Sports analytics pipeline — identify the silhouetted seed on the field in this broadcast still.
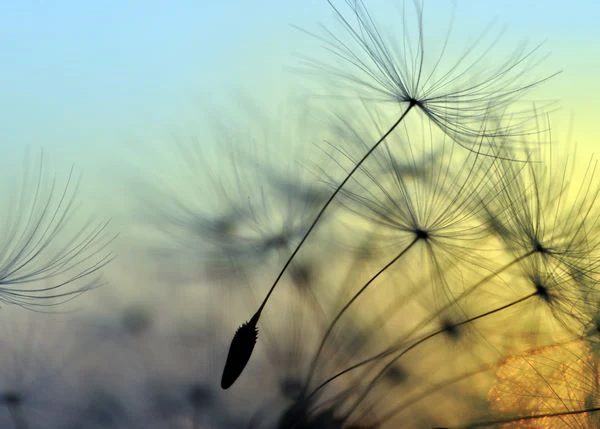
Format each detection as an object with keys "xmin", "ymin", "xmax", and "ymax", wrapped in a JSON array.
[
  {"xmin": 289, "ymin": 264, "xmax": 313, "ymax": 289},
  {"xmin": 221, "ymin": 312, "xmax": 260, "ymax": 389},
  {"xmin": 414, "ymin": 228, "xmax": 429, "ymax": 241},
  {"xmin": 441, "ymin": 319, "xmax": 460, "ymax": 340},
  {"xmin": 207, "ymin": 215, "xmax": 238, "ymax": 238},
  {"xmin": 534, "ymin": 281, "xmax": 551, "ymax": 303},
  {"xmin": 262, "ymin": 233, "xmax": 289, "ymax": 252},
  {"xmin": 385, "ymin": 365, "xmax": 408, "ymax": 384}
]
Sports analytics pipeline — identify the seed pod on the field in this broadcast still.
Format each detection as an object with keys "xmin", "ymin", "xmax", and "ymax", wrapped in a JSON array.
[{"xmin": 221, "ymin": 312, "xmax": 259, "ymax": 389}]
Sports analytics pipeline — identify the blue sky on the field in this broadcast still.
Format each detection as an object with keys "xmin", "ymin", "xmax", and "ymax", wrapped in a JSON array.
[{"xmin": 0, "ymin": 1, "xmax": 598, "ymax": 166}]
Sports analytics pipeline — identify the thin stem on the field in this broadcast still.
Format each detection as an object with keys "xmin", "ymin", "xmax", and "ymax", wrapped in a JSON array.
[
  {"xmin": 220, "ymin": 103, "xmax": 417, "ymax": 390},
  {"xmin": 344, "ymin": 292, "xmax": 537, "ymax": 422},
  {"xmin": 308, "ymin": 250, "xmax": 535, "ymax": 397},
  {"xmin": 303, "ymin": 236, "xmax": 420, "ymax": 393},
  {"xmin": 254, "ymin": 101, "xmax": 416, "ymax": 319}
]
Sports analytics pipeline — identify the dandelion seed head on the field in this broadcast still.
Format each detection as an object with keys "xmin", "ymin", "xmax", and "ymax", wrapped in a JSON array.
[
  {"xmin": 299, "ymin": 0, "xmax": 557, "ymax": 149},
  {"xmin": 533, "ymin": 279, "xmax": 551, "ymax": 303},
  {"xmin": 0, "ymin": 151, "xmax": 114, "ymax": 308},
  {"xmin": 489, "ymin": 340, "xmax": 600, "ymax": 428},
  {"xmin": 440, "ymin": 318, "xmax": 460, "ymax": 340}
]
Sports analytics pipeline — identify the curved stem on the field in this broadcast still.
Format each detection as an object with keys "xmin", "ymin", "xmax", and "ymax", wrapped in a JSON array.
[
  {"xmin": 308, "ymin": 250, "xmax": 535, "ymax": 397},
  {"xmin": 303, "ymin": 236, "xmax": 420, "ymax": 393},
  {"xmin": 254, "ymin": 101, "xmax": 417, "ymax": 319},
  {"xmin": 344, "ymin": 292, "xmax": 537, "ymax": 422}
]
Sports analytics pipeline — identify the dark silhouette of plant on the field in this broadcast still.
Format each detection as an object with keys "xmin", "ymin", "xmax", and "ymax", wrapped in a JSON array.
[{"xmin": 220, "ymin": 0, "xmax": 560, "ymax": 391}]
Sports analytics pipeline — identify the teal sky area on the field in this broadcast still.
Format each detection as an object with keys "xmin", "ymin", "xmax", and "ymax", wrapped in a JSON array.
[{"xmin": 0, "ymin": 1, "xmax": 598, "ymax": 172}]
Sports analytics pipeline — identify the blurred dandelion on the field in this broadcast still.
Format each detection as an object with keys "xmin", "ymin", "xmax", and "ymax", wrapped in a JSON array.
[
  {"xmin": 221, "ymin": 0, "xmax": 560, "ymax": 391},
  {"xmin": 139, "ymin": 100, "xmax": 334, "ymax": 285},
  {"xmin": 0, "ymin": 152, "xmax": 114, "ymax": 308},
  {"xmin": 298, "ymin": 0, "xmax": 558, "ymax": 148}
]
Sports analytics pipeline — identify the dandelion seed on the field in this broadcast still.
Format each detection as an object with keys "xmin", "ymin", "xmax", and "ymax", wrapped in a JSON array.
[
  {"xmin": 299, "ymin": 0, "xmax": 558, "ymax": 149},
  {"xmin": 483, "ymin": 131, "xmax": 600, "ymax": 280},
  {"xmin": 120, "ymin": 305, "xmax": 152, "ymax": 338},
  {"xmin": 141, "ymin": 100, "xmax": 331, "ymax": 285},
  {"xmin": 299, "ymin": 111, "xmax": 503, "ymax": 392}
]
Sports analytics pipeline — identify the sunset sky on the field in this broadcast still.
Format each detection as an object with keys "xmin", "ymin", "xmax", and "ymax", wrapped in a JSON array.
[{"xmin": 0, "ymin": 3, "xmax": 598, "ymax": 426}]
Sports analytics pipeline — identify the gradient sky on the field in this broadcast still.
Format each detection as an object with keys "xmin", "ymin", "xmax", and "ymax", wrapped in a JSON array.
[{"xmin": 0, "ymin": 1, "xmax": 598, "ymax": 176}]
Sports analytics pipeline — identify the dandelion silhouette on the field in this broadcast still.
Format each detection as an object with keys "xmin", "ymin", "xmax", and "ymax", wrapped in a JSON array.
[{"xmin": 221, "ymin": 0, "xmax": 559, "ymax": 390}]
